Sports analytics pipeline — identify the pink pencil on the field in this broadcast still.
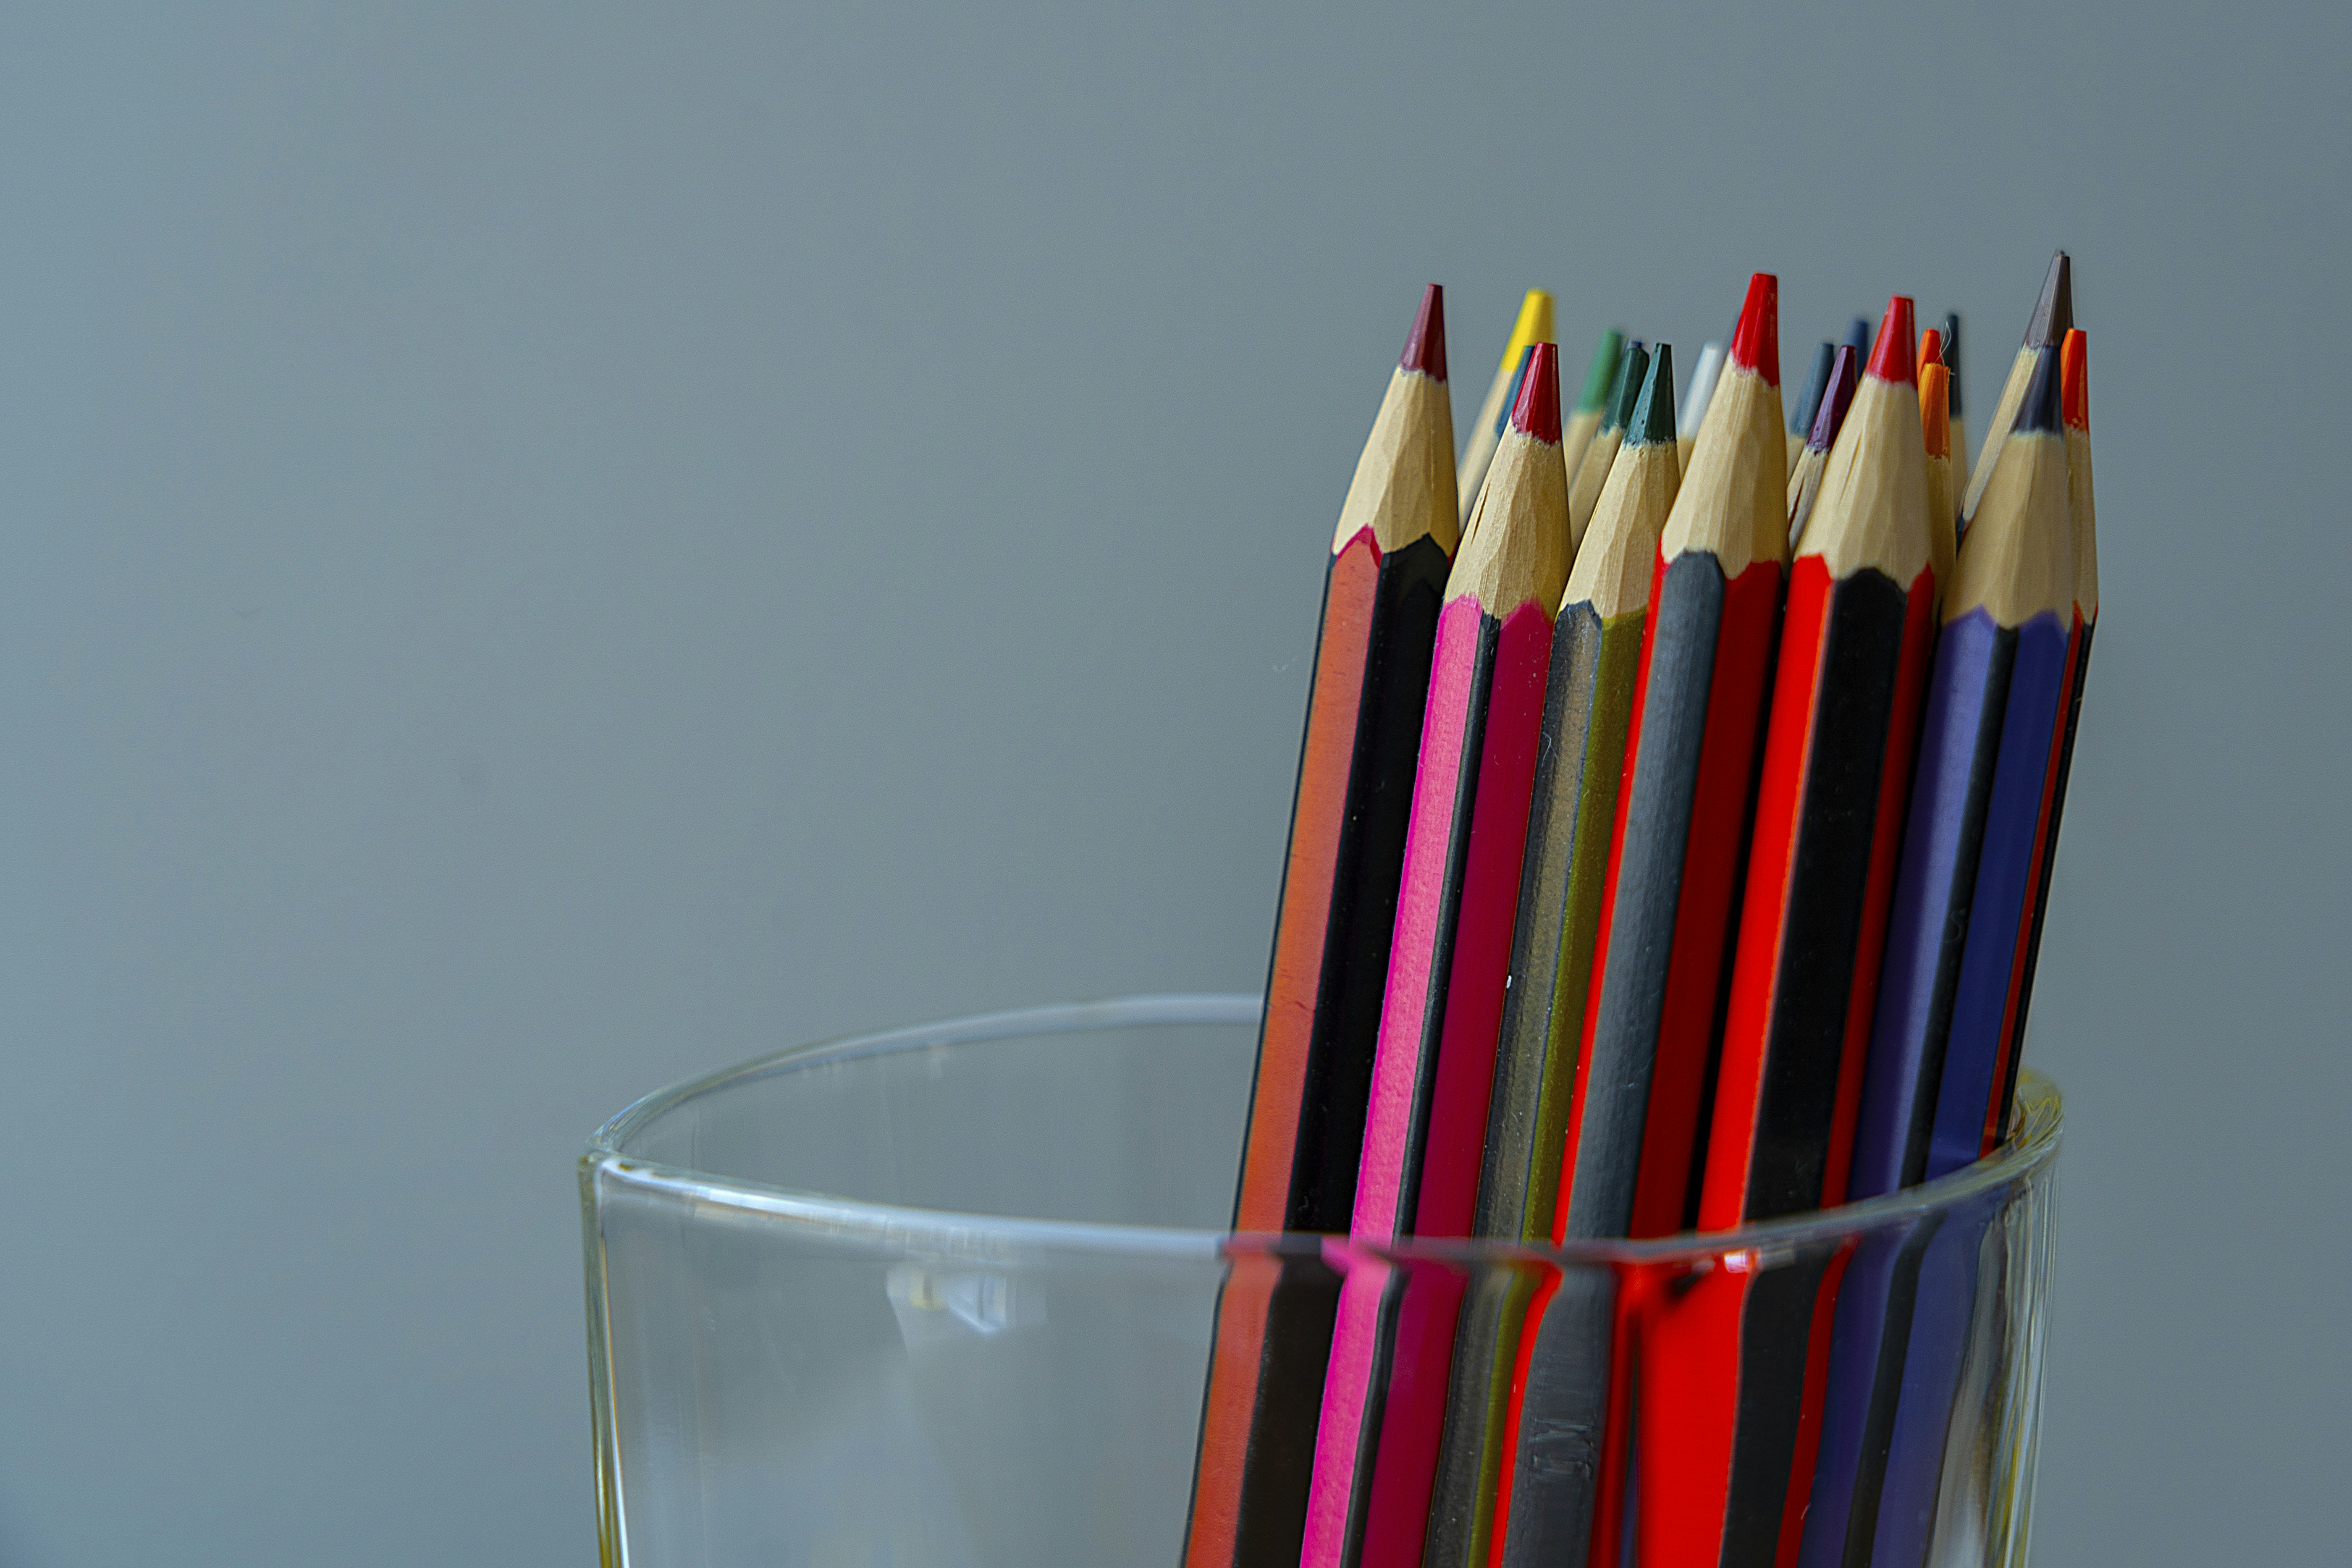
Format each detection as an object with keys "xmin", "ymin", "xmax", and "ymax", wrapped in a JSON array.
[{"xmin": 1302, "ymin": 343, "xmax": 1571, "ymax": 1568}]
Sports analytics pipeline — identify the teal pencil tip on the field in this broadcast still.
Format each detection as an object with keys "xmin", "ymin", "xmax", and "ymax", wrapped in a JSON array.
[{"xmin": 1626, "ymin": 343, "xmax": 1676, "ymax": 447}]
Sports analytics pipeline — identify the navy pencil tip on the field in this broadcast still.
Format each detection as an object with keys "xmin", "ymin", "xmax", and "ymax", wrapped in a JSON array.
[{"xmin": 2014, "ymin": 342, "xmax": 2064, "ymax": 435}]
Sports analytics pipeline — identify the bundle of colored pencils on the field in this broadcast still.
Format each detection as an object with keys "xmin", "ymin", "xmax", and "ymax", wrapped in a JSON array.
[{"xmin": 1187, "ymin": 253, "xmax": 2095, "ymax": 1568}]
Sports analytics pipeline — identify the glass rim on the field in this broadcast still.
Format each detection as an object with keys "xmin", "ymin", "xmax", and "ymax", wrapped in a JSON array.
[{"xmin": 583, "ymin": 992, "xmax": 2061, "ymax": 1266}]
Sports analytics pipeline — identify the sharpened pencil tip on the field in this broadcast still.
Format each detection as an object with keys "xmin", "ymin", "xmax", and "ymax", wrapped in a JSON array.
[
  {"xmin": 2014, "ymin": 343, "xmax": 2064, "ymax": 435},
  {"xmin": 1678, "ymin": 341, "xmax": 1724, "ymax": 438},
  {"xmin": 1628, "ymin": 343, "xmax": 1676, "ymax": 447},
  {"xmin": 1493, "ymin": 343, "xmax": 1536, "ymax": 438},
  {"xmin": 1919, "ymin": 327, "xmax": 1944, "ymax": 372},
  {"xmin": 2027, "ymin": 252, "xmax": 2072, "ymax": 347},
  {"xmin": 1791, "ymin": 343, "xmax": 1835, "ymax": 436},
  {"xmin": 1605, "ymin": 341, "xmax": 1647, "ymax": 433},
  {"xmin": 1731, "ymin": 273, "xmax": 1780, "ymax": 385},
  {"xmin": 2061, "ymin": 329, "xmax": 2089, "ymax": 432},
  {"xmin": 1511, "ymin": 341, "xmax": 1563, "ymax": 444},
  {"xmin": 1868, "ymin": 297, "xmax": 1917, "ymax": 385},
  {"xmin": 1921, "ymin": 363, "xmax": 1951, "ymax": 459},
  {"xmin": 1575, "ymin": 330, "xmax": 1626, "ymax": 414},
  {"xmin": 1844, "ymin": 317, "xmax": 1872, "ymax": 361},
  {"xmin": 1401, "ymin": 284, "xmax": 1447, "ymax": 380},
  {"xmin": 1809, "ymin": 346, "xmax": 1860, "ymax": 452}
]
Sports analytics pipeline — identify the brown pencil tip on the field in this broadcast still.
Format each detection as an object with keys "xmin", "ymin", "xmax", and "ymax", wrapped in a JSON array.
[
  {"xmin": 1401, "ymin": 284, "xmax": 1447, "ymax": 381},
  {"xmin": 1867, "ymin": 296, "xmax": 1917, "ymax": 385},
  {"xmin": 2026, "ymin": 252, "xmax": 2071, "ymax": 347}
]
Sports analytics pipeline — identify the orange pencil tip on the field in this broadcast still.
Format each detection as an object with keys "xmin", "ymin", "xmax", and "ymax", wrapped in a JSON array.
[{"xmin": 1920, "ymin": 363, "xmax": 1951, "ymax": 458}]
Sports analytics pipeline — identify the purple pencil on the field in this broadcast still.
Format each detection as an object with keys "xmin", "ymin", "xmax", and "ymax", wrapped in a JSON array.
[{"xmin": 1799, "ymin": 344, "xmax": 2073, "ymax": 1568}]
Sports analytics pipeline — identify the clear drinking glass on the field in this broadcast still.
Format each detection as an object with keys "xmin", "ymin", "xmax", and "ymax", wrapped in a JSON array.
[{"xmin": 581, "ymin": 994, "xmax": 2058, "ymax": 1568}]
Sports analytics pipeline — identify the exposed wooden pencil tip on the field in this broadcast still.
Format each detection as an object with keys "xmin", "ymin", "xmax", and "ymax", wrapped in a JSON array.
[
  {"xmin": 1809, "ymin": 346, "xmax": 1860, "ymax": 451},
  {"xmin": 2014, "ymin": 343, "xmax": 2064, "ymax": 436},
  {"xmin": 1511, "ymin": 341, "xmax": 1563, "ymax": 443},
  {"xmin": 2027, "ymin": 252, "xmax": 2072, "ymax": 347},
  {"xmin": 1731, "ymin": 273, "xmax": 1780, "ymax": 385},
  {"xmin": 1628, "ymin": 343, "xmax": 1676, "ymax": 446},
  {"xmin": 1401, "ymin": 284, "xmax": 1447, "ymax": 380},
  {"xmin": 1921, "ymin": 363, "xmax": 1951, "ymax": 459},
  {"xmin": 2060, "ymin": 329, "xmax": 2089, "ymax": 432},
  {"xmin": 1868, "ymin": 296, "xmax": 1917, "ymax": 385}
]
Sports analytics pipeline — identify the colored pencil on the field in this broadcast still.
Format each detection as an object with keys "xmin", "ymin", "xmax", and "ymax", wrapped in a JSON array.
[
  {"xmin": 1460, "ymin": 292, "xmax": 1555, "ymax": 524},
  {"xmin": 1490, "ymin": 275, "xmax": 1789, "ymax": 1568},
  {"xmin": 1567, "ymin": 340, "xmax": 1650, "ymax": 556},
  {"xmin": 1678, "ymin": 340, "xmax": 1726, "ymax": 474},
  {"xmin": 1301, "ymin": 344, "xmax": 1571, "ymax": 1568},
  {"xmin": 1787, "ymin": 341, "xmax": 1835, "ymax": 473},
  {"xmin": 1919, "ymin": 346, "xmax": 1957, "ymax": 593},
  {"xmin": 1183, "ymin": 286, "xmax": 1460, "ymax": 1568},
  {"xmin": 1784, "ymin": 344, "xmax": 1861, "ymax": 550},
  {"xmin": 1961, "ymin": 253, "xmax": 2070, "ymax": 529},
  {"xmin": 1841, "ymin": 316, "xmax": 1872, "ymax": 362},
  {"xmin": 1639, "ymin": 298, "xmax": 1938, "ymax": 1568},
  {"xmin": 1797, "ymin": 348, "xmax": 2073, "ymax": 1568},
  {"xmin": 2000, "ymin": 327, "xmax": 2098, "ymax": 1118},
  {"xmin": 1567, "ymin": 269, "xmax": 1788, "ymax": 1243},
  {"xmin": 1421, "ymin": 346, "xmax": 1681, "ymax": 1568},
  {"xmin": 1562, "ymin": 329, "xmax": 1628, "ymax": 498},
  {"xmin": 1942, "ymin": 312, "xmax": 1969, "ymax": 514}
]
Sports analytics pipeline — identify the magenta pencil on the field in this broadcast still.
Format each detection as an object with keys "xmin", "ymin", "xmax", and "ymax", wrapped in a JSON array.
[{"xmin": 1301, "ymin": 344, "xmax": 1571, "ymax": 1568}]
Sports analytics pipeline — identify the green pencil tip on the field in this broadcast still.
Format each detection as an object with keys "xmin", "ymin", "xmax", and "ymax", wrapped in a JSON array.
[
  {"xmin": 1626, "ymin": 343, "xmax": 1676, "ymax": 446},
  {"xmin": 1574, "ymin": 329, "xmax": 1625, "ymax": 413}
]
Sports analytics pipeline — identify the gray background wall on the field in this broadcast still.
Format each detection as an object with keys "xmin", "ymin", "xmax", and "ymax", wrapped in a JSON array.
[{"xmin": 3, "ymin": 3, "xmax": 2344, "ymax": 1563}]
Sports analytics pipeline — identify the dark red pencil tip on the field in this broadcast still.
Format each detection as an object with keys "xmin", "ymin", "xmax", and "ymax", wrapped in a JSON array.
[
  {"xmin": 1867, "ymin": 296, "xmax": 1917, "ymax": 385},
  {"xmin": 2060, "ymin": 328, "xmax": 2089, "ymax": 432},
  {"xmin": 1730, "ymin": 273, "xmax": 1780, "ymax": 387},
  {"xmin": 1510, "ymin": 340, "xmax": 1562, "ymax": 443},
  {"xmin": 1401, "ymin": 283, "xmax": 1447, "ymax": 381}
]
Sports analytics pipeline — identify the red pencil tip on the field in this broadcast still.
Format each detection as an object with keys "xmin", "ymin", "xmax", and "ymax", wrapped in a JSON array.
[
  {"xmin": 2060, "ymin": 328, "xmax": 2089, "ymax": 431},
  {"xmin": 1510, "ymin": 340, "xmax": 1562, "ymax": 443},
  {"xmin": 1400, "ymin": 283, "xmax": 1447, "ymax": 381},
  {"xmin": 1729, "ymin": 273, "xmax": 1780, "ymax": 387},
  {"xmin": 1868, "ymin": 296, "xmax": 1917, "ymax": 385}
]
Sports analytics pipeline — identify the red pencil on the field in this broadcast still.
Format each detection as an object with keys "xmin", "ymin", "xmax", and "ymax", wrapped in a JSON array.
[
  {"xmin": 1643, "ymin": 296, "xmax": 1939, "ymax": 1568},
  {"xmin": 1489, "ymin": 275, "xmax": 1788, "ymax": 1568}
]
